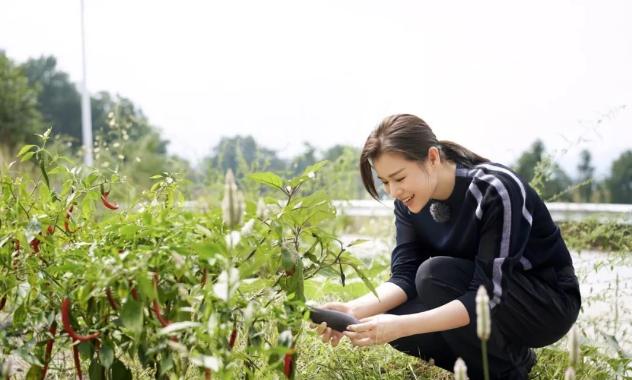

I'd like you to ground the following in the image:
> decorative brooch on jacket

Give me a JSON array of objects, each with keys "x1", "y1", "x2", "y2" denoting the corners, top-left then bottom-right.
[{"x1": 429, "y1": 201, "x2": 451, "y2": 223}]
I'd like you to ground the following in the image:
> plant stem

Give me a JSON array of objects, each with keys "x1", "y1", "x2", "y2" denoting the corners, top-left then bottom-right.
[{"x1": 482, "y1": 340, "x2": 490, "y2": 380}]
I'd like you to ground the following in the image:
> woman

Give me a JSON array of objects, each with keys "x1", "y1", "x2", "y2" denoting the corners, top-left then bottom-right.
[{"x1": 314, "y1": 114, "x2": 581, "y2": 380}]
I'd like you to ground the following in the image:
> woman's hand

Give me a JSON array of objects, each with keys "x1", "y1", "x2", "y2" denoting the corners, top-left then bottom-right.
[
  {"x1": 343, "y1": 314, "x2": 403, "y2": 347},
  {"x1": 310, "y1": 302, "x2": 355, "y2": 347}
]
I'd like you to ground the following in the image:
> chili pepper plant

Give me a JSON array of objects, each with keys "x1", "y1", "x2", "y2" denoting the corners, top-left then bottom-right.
[{"x1": 0, "y1": 131, "x2": 376, "y2": 379}]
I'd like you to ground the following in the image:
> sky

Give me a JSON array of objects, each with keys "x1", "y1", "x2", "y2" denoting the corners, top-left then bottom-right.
[{"x1": 1, "y1": 0, "x2": 631, "y2": 178}]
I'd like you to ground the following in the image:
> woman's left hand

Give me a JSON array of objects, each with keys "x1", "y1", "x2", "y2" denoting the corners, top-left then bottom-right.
[{"x1": 343, "y1": 314, "x2": 403, "y2": 346}]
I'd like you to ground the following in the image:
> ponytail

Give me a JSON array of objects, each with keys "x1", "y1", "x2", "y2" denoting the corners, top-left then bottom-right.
[{"x1": 438, "y1": 140, "x2": 489, "y2": 167}]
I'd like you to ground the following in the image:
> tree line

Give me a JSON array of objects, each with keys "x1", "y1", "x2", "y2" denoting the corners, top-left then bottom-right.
[{"x1": 1, "y1": 51, "x2": 631, "y2": 203}]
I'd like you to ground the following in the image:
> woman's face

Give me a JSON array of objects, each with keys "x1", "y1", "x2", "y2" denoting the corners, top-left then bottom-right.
[{"x1": 373, "y1": 151, "x2": 437, "y2": 214}]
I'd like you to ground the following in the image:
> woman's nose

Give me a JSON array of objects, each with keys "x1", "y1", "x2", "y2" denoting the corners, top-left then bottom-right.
[{"x1": 389, "y1": 183, "x2": 402, "y2": 198}]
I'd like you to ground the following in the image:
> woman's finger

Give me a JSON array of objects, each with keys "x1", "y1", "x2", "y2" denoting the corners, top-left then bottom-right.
[
  {"x1": 343, "y1": 330, "x2": 371, "y2": 341},
  {"x1": 315, "y1": 321, "x2": 327, "y2": 335},
  {"x1": 347, "y1": 321, "x2": 374, "y2": 333},
  {"x1": 321, "y1": 327, "x2": 332, "y2": 343},
  {"x1": 352, "y1": 336, "x2": 377, "y2": 347}
]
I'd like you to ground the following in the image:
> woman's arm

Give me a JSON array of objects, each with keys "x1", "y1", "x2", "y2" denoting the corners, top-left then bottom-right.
[
  {"x1": 346, "y1": 282, "x2": 408, "y2": 319},
  {"x1": 399, "y1": 299, "x2": 469, "y2": 336},
  {"x1": 343, "y1": 299, "x2": 470, "y2": 346}
]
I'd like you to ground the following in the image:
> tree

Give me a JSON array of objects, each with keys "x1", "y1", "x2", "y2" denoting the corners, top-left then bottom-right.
[
  {"x1": 512, "y1": 140, "x2": 573, "y2": 201},
  {"x1": 514, "y1": 140, "x2": 546, "y2": 183},
  {"x1": 575, "y1": 149, "x2": 595, "y2": 202},
  {"x1": 289, "y1": 142, "x2": 316, "y2": 177},
  {"x1": 21, "y1": 56, "x2": 82, "y2": 144},
  {"x1": 606, "y1": 150, "x2": 632, "y2": 204},
  {"x1": 0, "y1": 52, "x2": 44, "y2": 149},
  {"x1": 207, "y1": 135, "x2": 285, "y2": 177}
]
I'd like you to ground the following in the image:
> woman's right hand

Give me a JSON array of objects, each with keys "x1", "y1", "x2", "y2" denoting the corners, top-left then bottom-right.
[{"x1": 310, "y1": 302, "x2": 356, "y2": 347}]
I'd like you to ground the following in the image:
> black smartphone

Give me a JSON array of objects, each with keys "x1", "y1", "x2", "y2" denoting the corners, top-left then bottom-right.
[{"x1": 308, "y1": 306, "x2": 360, "y2": 332}]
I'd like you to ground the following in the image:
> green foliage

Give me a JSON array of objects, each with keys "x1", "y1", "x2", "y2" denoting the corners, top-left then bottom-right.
[
  {"x1": 513, "y1": 140, "x2": 573, "y2": 201},
  {"x1": 606, "y1": 150, "x2": 632, "y2": 204},
  {"x1": 21, "y1": 55, "x2": 83, "y2": 145},
  {"x1": 575, "y1": 149, "x2": 596, "y2": 203},
  {"x1": 0, "y1": 52, "x2": 44, "y2": 150},
  {"x1": 532, "y1": 345, "x2": 632, "y2": 380},
  {"x1": 560, "y1": 220, "x2": 632, "y2": 253},
  {"x1": 0, "y1": 138, "x2": 375, "y2": 379}
]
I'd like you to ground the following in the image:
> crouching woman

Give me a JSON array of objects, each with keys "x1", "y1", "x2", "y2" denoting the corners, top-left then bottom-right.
[{"x1": 314, "y1": 114, "x2": 580, "y2": 380}]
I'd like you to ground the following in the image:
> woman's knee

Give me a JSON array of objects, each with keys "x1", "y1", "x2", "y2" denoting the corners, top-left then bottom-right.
[{"x1": 415, "y1": 257, "x2": 473, "y2": 308}]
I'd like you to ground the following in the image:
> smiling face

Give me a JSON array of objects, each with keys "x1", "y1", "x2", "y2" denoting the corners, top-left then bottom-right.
[{"x1": 373, "y1": 151, "x2": 438, "y2": 214}]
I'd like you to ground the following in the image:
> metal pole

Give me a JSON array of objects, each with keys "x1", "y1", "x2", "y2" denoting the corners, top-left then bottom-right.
[{"x1": 80, "y1": 0, "x2": 93, "y2": 166}]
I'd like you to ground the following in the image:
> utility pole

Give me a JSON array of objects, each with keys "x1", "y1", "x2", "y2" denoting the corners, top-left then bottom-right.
[{"x1": 80, "y1": 0, "x2": 93, "y2": 166}]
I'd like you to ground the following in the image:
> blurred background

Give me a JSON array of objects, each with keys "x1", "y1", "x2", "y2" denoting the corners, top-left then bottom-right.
[{"x1": 1, "y1": 0, "x2": 631, "y2": 203}]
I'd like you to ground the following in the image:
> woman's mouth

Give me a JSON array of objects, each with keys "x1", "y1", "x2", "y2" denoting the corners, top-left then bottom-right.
[{"x1": 402, "y1": 194, "x2": 414, "y2": 206}]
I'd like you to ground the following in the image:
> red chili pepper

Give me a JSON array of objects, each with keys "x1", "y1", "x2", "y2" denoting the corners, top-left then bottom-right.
[
  {"x1": 283, "y1": 351, "x2": 294, "y2": 378},
  {"x1": 60, "y1": 298, "x2": 100, "y2": 342},
  {"x1": 151, "y1": 275, "x2": 171, "y2": 327},
  {"x1": 30, "y1": 238, "x2": 41, "y2": 253},
  {"x1": 130, "y1": 287, "x2": 140, "y2": 301},
  {"x1": 100, "y1": 191, "x2": 119, "y2": 210},
  {"x1": 229, "y1": 328, "x2": 238, "y2": 350},
  {"x1": 72, "y1": 344, "x2": 83, "y2": 380},
  {"x1": 47, "y1": 225, "x2": 55, "y2": 235},
  {"x1": 201, "y1": 268, "x2": 208, "y2": 286},
  {"x1": 105, "y1": 288, "x2": 119, "y2": 310},
  {"x1": 65, "y1": 205, "x2": 78, "y2": 233},
  {"x1": 0, "y1": 296, "x2": 6, "y2": 311},
  {"x1": 151, "y1": 300, "x2": 171, "y2": 327},
  {"x1": 41, "y1": 321, "x2": 57, "y2": 380}
]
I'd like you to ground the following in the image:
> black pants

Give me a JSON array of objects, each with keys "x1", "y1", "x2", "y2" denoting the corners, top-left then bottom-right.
[{"x1": 386, "y1": 256, "x2": 581, "y2": 380}]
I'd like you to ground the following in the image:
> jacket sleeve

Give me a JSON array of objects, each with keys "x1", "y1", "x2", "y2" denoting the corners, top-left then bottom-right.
[
  {"x1": 457, "y1": 175, "x2": 533, "y2": 324},
  {"x1": 386, "y1": 200, "x2": 429, "y2": 300}
]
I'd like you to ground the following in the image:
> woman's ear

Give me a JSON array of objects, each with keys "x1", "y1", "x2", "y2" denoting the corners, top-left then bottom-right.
[{"x1": 427, "y1": 146, "x2": 441, "y2": 166}]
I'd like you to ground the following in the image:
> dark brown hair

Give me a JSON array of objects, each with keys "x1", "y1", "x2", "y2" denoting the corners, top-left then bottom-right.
[{"x1": 360, "y1": 114, "x2": 489, "y2": 200}]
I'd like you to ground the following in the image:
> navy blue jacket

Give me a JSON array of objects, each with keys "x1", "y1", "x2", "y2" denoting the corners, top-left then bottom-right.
[{"x1": 386, "y1": 162, "x2": 574, "y2": 323}]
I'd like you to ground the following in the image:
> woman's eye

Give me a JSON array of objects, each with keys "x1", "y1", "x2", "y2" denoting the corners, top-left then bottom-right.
[{"x1": 395, "y1": 177, "x2": 405, "y2": 183}]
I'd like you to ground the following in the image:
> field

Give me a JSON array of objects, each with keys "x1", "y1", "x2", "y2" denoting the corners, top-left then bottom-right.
[{"x1": 1, "y1": 136, "x2": 631, "y2": 379}]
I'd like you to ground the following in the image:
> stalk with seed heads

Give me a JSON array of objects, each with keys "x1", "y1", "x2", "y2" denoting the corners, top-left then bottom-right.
[
  {"x1": 567, "y1": 325, "x2": 579, "y2": 367},
  {"x1": 222, "y1": 169, "x2": 244, "y2": 229},
  {"x1": 564, "y1": 367, "x2": 576, "y2": 380},
  {"x1": 564, "y1": 325, "x2": 579, "y2": 378},
  {"x1": 476, "y1": 285, "x2": 491, "y2": 380},
  {"x1": 454, "y1": 357, "x2": 468, "y2": 380}
]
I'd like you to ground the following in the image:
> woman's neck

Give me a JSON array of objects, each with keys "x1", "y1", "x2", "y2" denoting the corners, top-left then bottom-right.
[{"x1": 432, "y1": 161, "x2": 457, "y2": 201}]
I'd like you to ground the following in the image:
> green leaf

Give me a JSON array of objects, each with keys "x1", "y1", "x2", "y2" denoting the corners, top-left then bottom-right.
[
  {"x1": 78, "y1": 341, "x2": 93, "y2": 359},
  {"x1": 120, "y1": 298, "x2": 144, "y2": 336},
  {"x1": 89, "y1": 359, "x2": 105, "y2": 380},
  {"x1": 347, "y1": 262, "x2": 378, "y2": 298},
  {"x1": 248, "y1": 172, "x2": 284, "y2": 190},
  {"x1": 158, "y1": 321, "x2": 201, "y2": 335},
  {"x1": 195, "y1": 241, "x2": 224, "y2": 259},
  {"x1": 110, "y1": 358, "x2": 132, "y2": 380},
  {"x1": 17, "y1": 145, "x2": 36, "y2": 158},
  {"x1": 159, "y1": 352, "x2": 174, "y2": 376},
  {"x1": 346, "y1": 239, "x2": 369, "y2": 247},
  {"x1": 195, "y1": 224, "x2": 212, "y2": 237},
  {"x1": 119, "y1": 224, "x2": 139, "y2": 240},
  {"x1": 302, "y1": 160, "x2": 329, "y2": 176},
  {"x1": 99, "y1": 342, "x2": 114, "y2": 369},
  {"x1": 135, "y1": 272, "x2": 157, "y2": 300},
  {"x1": 40, "y1": 159, "x2": 50, "y2": 189},
  {"x1": 20, "y1": 151, "x2": 35, "y2": 162},
  {"x1": 25, "y1": 365, "x2": 42, "y2": 380}
]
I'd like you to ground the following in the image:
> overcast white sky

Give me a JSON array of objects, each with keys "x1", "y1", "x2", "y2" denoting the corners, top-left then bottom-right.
[{"x1": 1, "y1": 0, "x2": 631, "y2": 177}]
